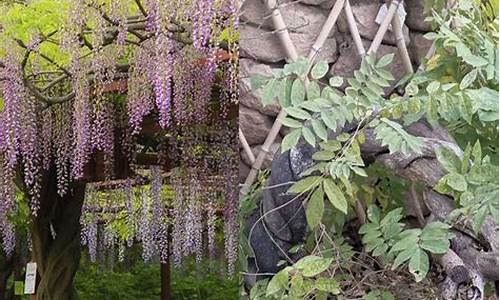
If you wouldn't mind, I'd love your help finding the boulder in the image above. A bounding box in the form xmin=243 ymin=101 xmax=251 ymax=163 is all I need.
xmin=241 ymin=25 xmax=338 ymax=63
xmin=409 ymin=31 xmax=433 ymax=66
xmin=241 ymin=142 xmax=281 ymax=170
xmin=240 ymin=105 xmax=274 ymax=146
xmin=240 ymin=59 xmax=281 ymax=116
xmin=242 ymin=0 xmax=335 ymax=35
xmin=405 ymin=0 xmax=434 ymax=32
xmin=239 ymin=160 xmax=250 ymax=183
xmin=337 ymin=1 xmax=410 ymax=46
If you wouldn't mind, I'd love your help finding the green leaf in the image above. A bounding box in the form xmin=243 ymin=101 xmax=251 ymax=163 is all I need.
xmin=472 ymin=140 xmax=482 ymax=163
xmin=312 ymin=119 xmax=328 ymax=141
xmin=323 ymin=178 xmax=348 ymax=214
xmin=319 ymin=140 xmax=342 ymax=152
xmin=420 ymin=238 xmax=449 ymax=254
xmin=392 ymin=246 xmax=418 ymax=269
xmin=278 ymin=78 xmax=293 ymax=107
xmin=294 ymin=256 xmax=333 ymax=277
xmin=435 ymin=147 xmax=461 ymax=173
xmin=291 ymin=78 xmax=306 ymax=105
xmin=281 ymin=128 xmax=302 ymax=152
xmin=250 ymin=74 xmax=269 ymax=90
xmin=366 ymin=205 xmax=381 ymax=224
xmin=288 ymin=176 xmax=322 ymax=194
xmin=262 ymin=78 xmax=278 ymax=106
xmin=294 ymin=57 xmax=309 ymax=76
xmin=315 ymin=278 xmax=340 ymax=294
xmin=426 ymin=81 xmax=441 ymax=94
xmin=463 ymin=54 xmax=488 ymax=67
xmin=312 ymin=151 xmax=336 ymax=161
xmin=311 ymin=60 xmax=329 ymax=79
xmin=461 ymin=143 xmax=472 ymax=173
xmin=375 ymin=69 xmax=394 ymax=81
xmin=446 ymin=173 xmax=467 ymax=192
xmin=285 ymin=107 xmax=311 ymax=120
xmin=376 ymin=53 xmax=394 ymax=68
xmin=281 ymin=117 xmax=303 ymax=128
xmin=350 ymin=166 xmax=367 ymax=177
xmin=321 ymin=110 xmax=338 ymax=130
xmin=408 ymin=248 xmax=429 ymax=282
xmin=390 ymin=229 xmax=420 ymax=253
xmin=329 ymin=76 xmax=343 ymax=87
xmin=302 ymin=126 xmax=316 ymax=147
xmin=459 ymin=69 xmax=478 ymax=90
xmin=306 ymin=81 xmax=321 ymax=100
xmin=300 ymin=101 xmax=322 ymax=112
xmin=306 ymin=188 xmax=324 ymax=229
xmin=266 ymin=269 xmax=288 ymax=296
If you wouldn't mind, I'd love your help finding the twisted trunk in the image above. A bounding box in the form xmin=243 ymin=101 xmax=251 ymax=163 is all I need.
xmin=30 ymin=167 xmax=85 ymax=300
xmin=0 ymin=254 xmax=13 ymax=300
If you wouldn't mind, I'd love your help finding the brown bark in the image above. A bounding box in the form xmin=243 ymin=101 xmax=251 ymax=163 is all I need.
xmin=30 ymin=167 xmax=85 ymax=300
xmin=0 ymin=254 xmax=13 ymax=300
xmin=160 ymin=260 xmax=171 ymax=300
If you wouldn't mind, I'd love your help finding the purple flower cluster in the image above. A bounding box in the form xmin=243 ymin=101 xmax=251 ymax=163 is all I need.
xmin=191 ymin=0 xmax=215 ymax=50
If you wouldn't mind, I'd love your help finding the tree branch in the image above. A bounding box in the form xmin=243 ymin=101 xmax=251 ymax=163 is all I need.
xmin=134 ymin=0 xmax=148 ymax=17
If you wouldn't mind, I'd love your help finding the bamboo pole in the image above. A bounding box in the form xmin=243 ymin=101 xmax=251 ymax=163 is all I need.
xmin=236 ymin=0 xmax=299 ymax=167
xmin=267 ymin=0 xmax=299 ymax=62
xmin=240 ymin=0 xmax=346 ymax=196
xmin=239 ymin=0 xmax=301 ymax=196
xmin=389 ymin=1 xmax=414 ymax=74
xmin=307 ymin=0 xmax=346 ymax=64
xmin=239 ymin=128 xmax=255 ymax=164
xmin=367 ymin=0 xmax=402 ymax=54
xmin=344 ymin=0 xmax=366 ymax=57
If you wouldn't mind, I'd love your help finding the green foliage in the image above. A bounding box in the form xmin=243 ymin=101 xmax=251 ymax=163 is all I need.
xmin=252 ymin=53 xmax=396 ymax=152
xmin=247 ymin=0 xmax=498 ymax=294
xmin=360 ymin=205 xmax=453 ymax=282
xmin=75 ymin=248 xmax=238 ymax=300
xmin=248 ymin=255 xmax=339 ymax=299
xmin=362 ymin=289 xmax=395 ymax=300
xmin=372 ymin=118 xmax=422 ymax=155
xmin=359 ymin=206 xmax=404 ymax=261
xmin=434 ymin=141 xmax=499 ymax=233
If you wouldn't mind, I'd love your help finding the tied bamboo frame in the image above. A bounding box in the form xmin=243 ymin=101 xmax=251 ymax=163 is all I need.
xmin=239 ymin=0 xmax=416 ymax=197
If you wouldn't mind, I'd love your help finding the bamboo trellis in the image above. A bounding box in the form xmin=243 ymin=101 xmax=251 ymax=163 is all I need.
xmin=239 ymin=0 xmax=415 ymax=197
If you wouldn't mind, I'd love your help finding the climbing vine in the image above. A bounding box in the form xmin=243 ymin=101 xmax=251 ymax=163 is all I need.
xmin=0 ymin=1 xmax=239 ymax=294
xmin=245 ymin=0 xmax=498 ymax=298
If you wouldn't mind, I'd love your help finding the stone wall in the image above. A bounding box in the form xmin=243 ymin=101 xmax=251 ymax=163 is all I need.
xmin=239 ymin=0 xmax=434 ymax=182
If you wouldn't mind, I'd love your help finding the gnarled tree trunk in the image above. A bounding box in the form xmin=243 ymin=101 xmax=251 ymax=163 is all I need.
xmin=30 ymin=167 xmax=85 ymax=300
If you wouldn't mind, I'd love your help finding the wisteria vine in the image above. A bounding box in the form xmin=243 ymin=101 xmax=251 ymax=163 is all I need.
xmin=0 ymin=0 xmax=239 ymax=275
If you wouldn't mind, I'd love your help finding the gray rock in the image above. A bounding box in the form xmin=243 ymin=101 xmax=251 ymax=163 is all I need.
xmin=241 ymin=142 xmax=281 ymax=169
xmin=240 ymin=59 xmax=281 ymax=116
xmin=242 ymin=0 xmax=335 ymax=35
xmin=241 ymin=25 xmax=338 ymax=63
xmin=239 ymin=160 xmax=250 ymax=183
xmin=405 ymin=0 xmax=434 ymax=32
xmin=409 ymin=31 xmax=433 ymax=66
xmin=337 ymin=1 xmax=410 ymax=46
xmin=299 ymin=0 xmax=330 ymax=5
xmin=240 ymin=105 xmax=274 ymax=146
